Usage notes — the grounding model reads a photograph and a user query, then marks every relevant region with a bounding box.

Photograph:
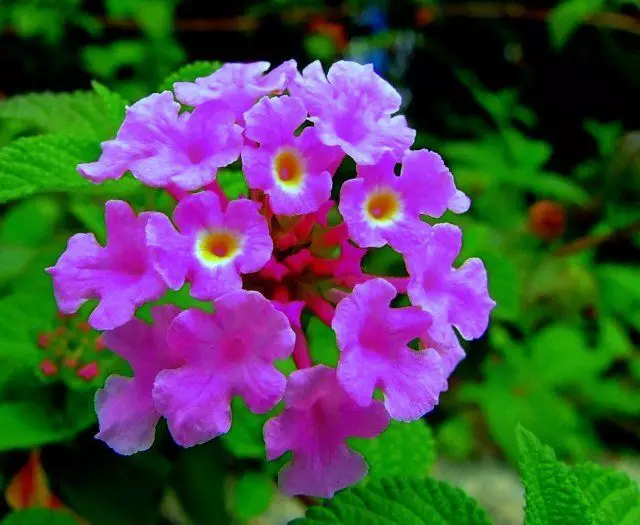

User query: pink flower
[153,291,295,447]
[264,365,389,498]
[95,305,182,455]
[242,95,342,215]
[174,60,298,119]
[289,60,415,165]
[332,278,446,421]
[146,191,272,300]
[47,200,166,331]
[407,223,495,349]
[78,92,243,190]
[339,150,469,253]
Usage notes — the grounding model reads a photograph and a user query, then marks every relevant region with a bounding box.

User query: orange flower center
[198,231,239,264]
[274,148,303,186]
[365,190,401,223]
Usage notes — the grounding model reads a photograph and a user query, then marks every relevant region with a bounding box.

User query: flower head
[78,92,243,190]
[407,223,496,348]
[289,61,415,165]
[153,291,295,447]
[339,150,468,252]
[332,278,446,421]
[95,305,182,455]
[146,191,272,300]
[47,200,166,330]
[242,95,342,215]
[264,365,389,498]
[174,60,297,119]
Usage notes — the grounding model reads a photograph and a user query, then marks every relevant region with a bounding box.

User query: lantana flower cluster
[48,60,495,498]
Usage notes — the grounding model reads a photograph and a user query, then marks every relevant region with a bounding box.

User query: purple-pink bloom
[289,60,415,165]
[407,223,495,349]
[332,278,446,421]
[339,150,468,253]
[264,365,389,498]
[78,92,243,190]
[242,95,342,215]
[47,200,166,331]
[146,191,272,301]
[174,60,297,119]
[95,305,182,455]
[153,291,295,447]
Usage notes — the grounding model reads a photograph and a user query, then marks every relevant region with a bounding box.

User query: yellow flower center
[365,190,401,223]
[197,230,240,265]
[274,148,304,187]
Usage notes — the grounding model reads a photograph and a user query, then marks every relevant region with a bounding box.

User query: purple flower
[174,60,297,119]
[289,60,415,165]
[95,305,182,455]
[146,191,272,301]
[153,291,295,447]
[242,95,342,215]
[47,200,166,331]
[264,365,389,498]
[78,92,243,190]
[332,278,446,421]
[407,223,495,350]
[339,150,469,253]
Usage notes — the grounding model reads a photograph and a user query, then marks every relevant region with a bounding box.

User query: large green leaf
[0,90,122,141]
[292,477,492,524]
[232,472,274,521]
[0,134,98,204]
[573,462,640,524]
[350,420,436,481]
[517,425,592,525]
[158,60,222,92]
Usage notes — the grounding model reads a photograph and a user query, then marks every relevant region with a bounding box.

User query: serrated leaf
[516,425,592,525]
[158,61,222,93]
[0,90,121,141]
[293,476,492,524]
[91,80,127,126]
[0,509,77,525]
[573,462,640,525]
[350,420,435,481]
[0,134,98,204]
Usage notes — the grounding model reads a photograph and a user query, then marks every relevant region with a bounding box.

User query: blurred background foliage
[0,0,639,523]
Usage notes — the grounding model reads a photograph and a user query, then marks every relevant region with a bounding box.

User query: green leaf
[0,197,62,246]
[0,134,98,204]
[306,316,339,367]
[0,90,121,141]
[217,169,248,200]
[91,80,127,126]
[158,60,222,92]
[0,509,77,525]
[172,441,231,525]
[0,394,94,451]
[549,0,606,49]
[222,398,268,459]
[516,425,592,525]
[292,477,492,524]
[232,472,274,521]
[573,462,640,524]
[350,420,435,481]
